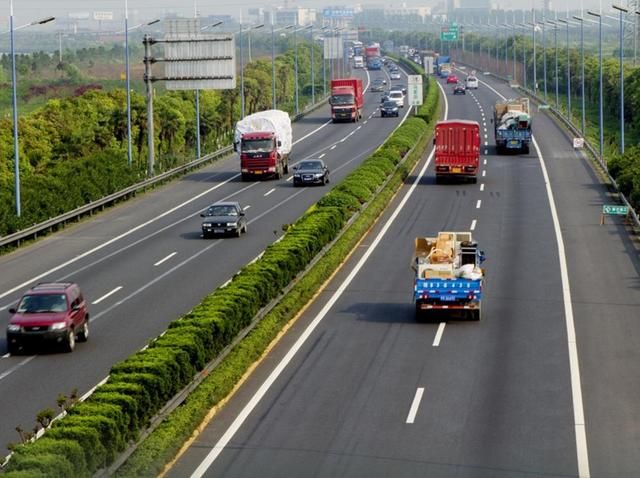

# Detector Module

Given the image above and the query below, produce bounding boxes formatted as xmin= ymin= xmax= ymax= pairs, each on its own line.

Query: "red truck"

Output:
xmin=365 ymin=44 xmax=380 ymax=58
xmin=329 ymin=78 xmax=364 ymax=123
xmin=434 ymin=120 xmax=480 ymax=183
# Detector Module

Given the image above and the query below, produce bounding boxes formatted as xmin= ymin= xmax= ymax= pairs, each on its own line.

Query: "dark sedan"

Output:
xmin=453 ymin=82 xmax=466 ymax=95
xmin=292 ymin=160 xmax=330 ymax=186
xmin=370 ymin=78 xmax=386 ymax=92
xmin=200 ymin=201 xmax=247 ymax=238
xmin=381 ymin=100 xmax=399 ymax=117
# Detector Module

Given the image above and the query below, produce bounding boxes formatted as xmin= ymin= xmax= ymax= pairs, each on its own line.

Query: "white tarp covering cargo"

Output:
xmin=234 ymin=110 xmax=292 ymax=155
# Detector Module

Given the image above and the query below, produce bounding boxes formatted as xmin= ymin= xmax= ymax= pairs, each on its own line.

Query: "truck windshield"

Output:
xmin=330 ymin=94 xmax=355 ymax=106
xmin=241 ymin=139 xmax=273 ymax=153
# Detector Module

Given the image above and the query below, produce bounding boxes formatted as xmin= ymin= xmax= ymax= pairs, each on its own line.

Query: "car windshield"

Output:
xmin=467 ymin=77 xmax=477 ymax=82
xmin=383 ymin=101 xmax=397 ymax=108
xmin=17 ymin=294 xmax=67 ymax=313
xmin=206 ymin=205 xmax=238 ymax=217
xmin=390 ymin=92 xmax=402 ymax=98
xmin=298 ymin=161 xmax=323 ymax=170
xmin=241 ymin=139 xmax=273 ymax=153
xmin=330 ymin=94 xmax=355 ymax=105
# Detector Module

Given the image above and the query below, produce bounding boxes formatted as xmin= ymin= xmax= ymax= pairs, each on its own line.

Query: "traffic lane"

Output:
xmin=172 ymin=89 xmax=577 ymax=476
xmin=530 ymin=106 xmax=640 ymax=475
xmin=0 ymin=107 xmax=411 ymax=451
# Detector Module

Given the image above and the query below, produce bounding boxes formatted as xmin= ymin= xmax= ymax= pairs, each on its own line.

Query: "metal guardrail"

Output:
xmin=0 ymin=145 xmax=234 ymax=250
xmin=459 ymin=62 xmax=640 ymax=229
xmin=0 ymin=97 xmax=331 ymax=251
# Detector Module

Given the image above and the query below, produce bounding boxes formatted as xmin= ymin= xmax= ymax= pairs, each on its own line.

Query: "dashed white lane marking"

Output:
xmin=154 ymin=252 xmax=177 ymax=267
xmin=406 ymin=387 xmax=425 ymax=423
xmin=264 ymin=188 xmax=275 ymax=197
xmin=1 ymin=353 xmax=10 ymax=359
xmin=0 ymin=305 xmax=6 ymax=311
xmin=484 ymin=149 xmax=488 ymax=155
xmin=0 ymin=357 xmax=35 ymax=378
xmin=482 ymin=170 xmax=487 ymax=177
xmin=484 ymin=141 xmax=488 ymax=146
xmin=470 ymin=219 xmax=477 ymax=231
xmin=476 ymin=200 xmax=482 ymax=209
xmin=92 ymin=286 xmax=123 ymax=305
xmin=433 ymin=322 xmax=446 ymax=346
xmin=319 ymin=153 xmax=326 ymax=158
xmin=480 ymin=183 xmax=485 ymax=191
xmin=484 ymin=159 xmax=487 ymax=164
xmin=286 ymin=176 xmax=293 ymax=182
xmin=330 ymin=145 xmax=337 ymax=150
xmin=356 ymin=125 xmax=362 ymax=130
xmin=484 ymin=134 xmax=488 ymax=139
xmin=244 ymin=205 xmax=251 ymax=209
xmin=364 ymin=120 xmax=368 ymax=124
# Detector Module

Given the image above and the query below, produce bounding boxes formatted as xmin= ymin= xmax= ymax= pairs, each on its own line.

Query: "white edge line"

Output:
xmin=189 ymin=124 xmax=441 ymax=478
xmin=154 ymin=252 xmax=177 ymax=267
xmin=406 ymin=387 xmax=425 ymax=424
xmin=92 ymin=286 xmax=123 ymax=305
xmin=432 ymin=323 xmax=446 ymax=346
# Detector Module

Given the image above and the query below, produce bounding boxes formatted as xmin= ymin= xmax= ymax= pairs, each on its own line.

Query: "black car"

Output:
xmin=381 ymin=100 xmax=399 ymax=117
xmin=453 ymin=82 xmax=466 ymax=95
xmin=292 ymin=159 xmax=330 ymax=186
xmin=200 ymin=201 xmax=247 ymax=238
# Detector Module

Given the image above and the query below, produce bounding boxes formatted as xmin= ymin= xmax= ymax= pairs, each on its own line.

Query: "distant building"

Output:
xmin=264 ymin=8 xmax=317 ymax=26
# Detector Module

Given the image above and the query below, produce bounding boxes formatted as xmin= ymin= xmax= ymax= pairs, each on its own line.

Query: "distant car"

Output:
xmin=7 ymin=282 xmax=89 ymax=354
xmin=389 ymin=90 xmax=404 ymax=108
xmin=389 ymin=65 xmax=399 ymax=72
xmin=380 ymin=92 xmax=391 ymax=103
xmin=293 ymin=159 xmax=330 ymax=186
xmin=370 ymin=78 xmax=386 ymax=92
xmin=390 ymin=72 xmax=401 ymax=80
xmin=465 ymin=76 xmax=479 ymax=89
xmin=453 ymin=82 xmax=466 ymax=95
xmin=392 ymin=83 xmax=407 ymax=95
xmin=446 ymin=74 xmax=458 ymax=84
xmin=381 ymin=100 xmax=399 ymax=117
xmin=200 ymin=201 xmax=247 ymax=238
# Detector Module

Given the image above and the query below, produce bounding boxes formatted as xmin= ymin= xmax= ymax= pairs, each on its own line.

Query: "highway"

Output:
xmin=0 ymin=66 xmax=412 ymax=456
xmin=168 ymin=69 xmax=640 ymax=478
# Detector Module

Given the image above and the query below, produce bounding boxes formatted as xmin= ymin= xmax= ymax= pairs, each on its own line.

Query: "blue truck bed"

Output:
xmin=414 ymin=277 xmax=483 ymax=321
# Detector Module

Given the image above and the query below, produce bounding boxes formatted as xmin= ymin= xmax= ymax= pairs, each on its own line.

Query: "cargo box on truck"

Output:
xmin=234 ymin=110 xmax=292 ymax=180
xmin=329 ymin=78 xmax=364 ymax=123
xmin=434 ymin=120 xmax=481 ymax=183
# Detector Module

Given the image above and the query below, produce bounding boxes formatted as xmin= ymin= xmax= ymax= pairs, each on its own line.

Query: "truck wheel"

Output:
xmin=241 ymin=173 xmax=250 ymax=182
xmin=470 ymin=308 xmax=481 ymax=321
xmin=470 ymin=177 xmax=478 ymax=184
xmin=522 ymin=145 xmax=530 ymax=154
xmin=7 ymin=343 xmax=20 ymax=356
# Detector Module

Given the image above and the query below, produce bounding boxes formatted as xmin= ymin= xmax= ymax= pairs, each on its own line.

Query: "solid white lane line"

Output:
xmin=476 ymin=200 xmax=482 ymax=209
xmin=264 ymin=188 xmax=275 ymax=197
xmin=432 ymin=323 xmax=446 ymax=346
xmin=189 ymin=120 xmax=443 ymax=478
xmin=92 ymin=286 xmax=123 ymax=305
xmin=470 ymin=219 xmax=477 ymax=231
xmin=330 ymin=145 xmax=337 ymax=150
xmin=154 ymin=252 xmax=177 ymax=267
xmin=291 ymin=119 xmax=332 ymax=145
xmin=479 ymin=77 xmax=590 ymax=477
xmin=406 ymin=388 xmax=425 ymax=424
xmin=0 ymin=305 xmax=6 ymax=311
xmin=319 ymin=153 xmax=326 ymax=158
xmin=480 ymin=184 xmax=485 ymax=191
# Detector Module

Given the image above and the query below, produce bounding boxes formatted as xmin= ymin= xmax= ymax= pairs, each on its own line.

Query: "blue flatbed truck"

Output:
xmin=413 ymin=232 xmax=485 ymax=321
xmin=493 ymin=98 xmax=532 ymax=154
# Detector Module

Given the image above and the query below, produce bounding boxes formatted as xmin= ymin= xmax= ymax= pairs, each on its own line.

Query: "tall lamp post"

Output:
xmin=8 ymin=2 xmax=55 ymax=217
xmin=519 ymin=23 xmax=529 ymax=89
xmin=612 ymin=4 xmax=628 ymax=154
xmin=239 ymin=23 xmax=264 ymax=119
xmin=587 ymin=10 xmax=604 ymax=162
xmin=548 ymin=19 xmax=559 ymax=107
xmin=557 ymin=18 xmax=571 ymax=121
xmin=573 ymin=15 xmax=586 ymax=134
xmin=540 ymin=20 xmax=547 ymax=101
xmin=271 ymin=24 xmax=294 ymax=109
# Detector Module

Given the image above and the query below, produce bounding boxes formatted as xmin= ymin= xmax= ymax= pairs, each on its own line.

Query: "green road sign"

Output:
xmin=602 ymin=205 xmax=629 ymax=215
xmin=440 ymin=31 xmax=458 ymax=41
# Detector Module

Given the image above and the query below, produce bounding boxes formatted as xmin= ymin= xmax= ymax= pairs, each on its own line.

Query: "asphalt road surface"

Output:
xmin=0 ymin=65 xmax=412 ymax=456
xmin=168 ymin=67 xmax=640 ymax=478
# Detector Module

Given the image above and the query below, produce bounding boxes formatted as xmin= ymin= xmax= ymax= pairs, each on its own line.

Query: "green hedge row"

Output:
xmin=608 ymin=145 xmax=640 ymax=213
xmin=3 ymin=75 xmax=439 ymax=477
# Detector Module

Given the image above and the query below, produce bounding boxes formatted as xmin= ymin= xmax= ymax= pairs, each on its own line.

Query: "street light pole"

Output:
xmin=613 ymin=4 xmax=628 ymax=154
xmin=271 ymin=24 xmax=293 ymax=110
xmin=558 ymin=18 xmax=570 ymax=121
xmin=573 ymin=15 xmax=586 ymax=134
xmin=541 ymin=21 xmax=547 ymax=101
xmin=239 ymin=23 xmax=264 ymax=119
xmin=310 ymin=24 xmax=315 ymax=105
xmin=548 ymin=20 xmax=559 ymax=107
xmin=588 ymin=10 xmax=604 ymax=162
xmin=294 ymin=20 xmax=299 ymax=115
xmin=125 ymin=0 xmax=132 ymax=166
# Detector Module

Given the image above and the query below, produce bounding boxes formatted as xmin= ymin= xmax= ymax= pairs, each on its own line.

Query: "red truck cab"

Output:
xmin=330 ymin=78 xmax=364 ymax=123
xmin=239 ymin=131 xmax=288 ymax=179
xmin=434 ymin=120 xmax=480 ymax=184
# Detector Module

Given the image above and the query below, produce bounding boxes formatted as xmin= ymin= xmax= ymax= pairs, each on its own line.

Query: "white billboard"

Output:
xmin=93 ymin=11 xmax=113 ymax=21
xmin=323 ymin=36 xmax=344 ymax=60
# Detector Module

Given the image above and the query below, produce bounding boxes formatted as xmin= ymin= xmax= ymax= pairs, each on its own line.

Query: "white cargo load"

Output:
xmin=234 ymin=109 xmax=292 ymax=155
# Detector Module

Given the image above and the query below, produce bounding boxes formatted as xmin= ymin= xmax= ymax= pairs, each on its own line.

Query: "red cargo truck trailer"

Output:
xmin=434 ymin=120 xmax=481 ymax=183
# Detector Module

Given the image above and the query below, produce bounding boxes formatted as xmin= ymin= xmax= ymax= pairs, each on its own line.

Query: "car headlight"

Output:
xmin=227 ymin=222 xmax=237 ymax=227
xmin=50 ymin=322 xmax=67 ymax=330
xmin=7 ymin=324 xmax=21 ymax=332
xmin=315 ymin=173 xmax=324 ymax=178
xmin=294 ymin=173 xmax=301 ymax=178
xmin=202 ymin=222 xmax=211 ymax=227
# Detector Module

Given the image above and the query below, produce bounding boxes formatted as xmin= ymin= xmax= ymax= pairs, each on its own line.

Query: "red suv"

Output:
xmin=6 ymin=283 xmax=89 ymax=354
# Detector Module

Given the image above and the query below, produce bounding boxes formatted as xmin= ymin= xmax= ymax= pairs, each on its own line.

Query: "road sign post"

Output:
xmin=407 ymin=75 xmax=423 ymax=114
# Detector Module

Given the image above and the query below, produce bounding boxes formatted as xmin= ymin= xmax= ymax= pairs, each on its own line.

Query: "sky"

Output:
xmin=2 ymin=0 xmax=613 ymax=25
